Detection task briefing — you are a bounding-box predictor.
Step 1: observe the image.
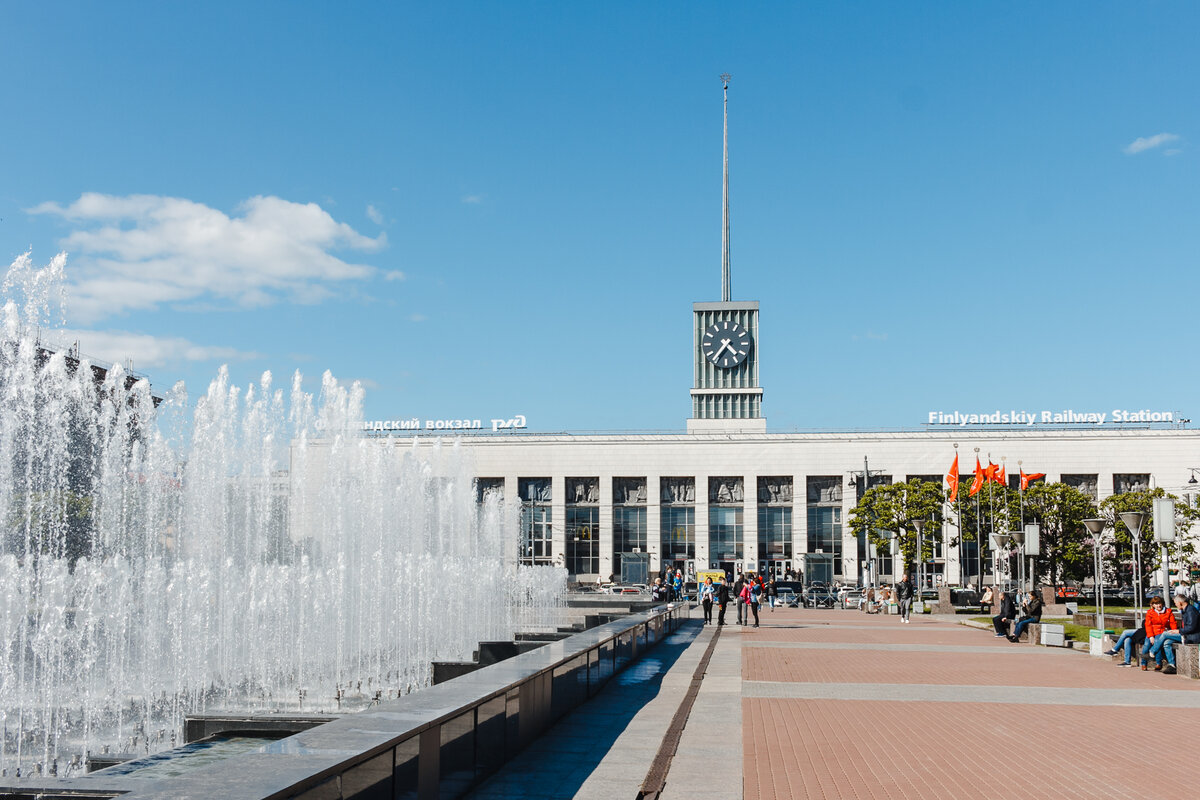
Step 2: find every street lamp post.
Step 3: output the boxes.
[1011,529,1026,595]
[993,532,1011,590]
[1120,511,1148,616]
[912,518,927,603]
[1154,498,1176,599]
[1083,518,1107,632]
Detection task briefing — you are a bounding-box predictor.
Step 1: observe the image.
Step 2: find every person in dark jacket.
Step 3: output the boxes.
[733,574,747,625]
[1008,590,1043,642]
[992,591,1017,637]
[716,580,731,626]
[1148,591,1199,674]
[1178,591,1200,644]
[895,574,914,623]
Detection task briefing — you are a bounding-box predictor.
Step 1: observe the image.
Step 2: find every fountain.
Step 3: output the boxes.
[0,253,565,780]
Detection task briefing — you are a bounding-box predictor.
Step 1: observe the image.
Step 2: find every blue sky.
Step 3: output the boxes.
[2,2,1197,432]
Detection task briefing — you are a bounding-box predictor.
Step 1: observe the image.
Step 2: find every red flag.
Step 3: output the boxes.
[984,461,1000,485]
[1020,470,1046,491]
[969,458,985,496]
[997,465,1007,486]
[946,454,959,499]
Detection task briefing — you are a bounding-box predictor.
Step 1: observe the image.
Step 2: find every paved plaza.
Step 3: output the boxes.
[467,605,1200,799]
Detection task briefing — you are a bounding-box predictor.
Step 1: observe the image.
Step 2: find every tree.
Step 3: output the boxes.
[1099,489,1200,589]
[1019,482,1097,589]
[848,478,945,573]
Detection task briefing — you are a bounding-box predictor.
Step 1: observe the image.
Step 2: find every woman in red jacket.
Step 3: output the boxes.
[1142,595,1178,671]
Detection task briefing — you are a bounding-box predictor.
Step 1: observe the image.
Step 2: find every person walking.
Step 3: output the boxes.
[896,573,914,624]
[734,573,747,626]
[716,579,731,626]
[768,577,778,612]
[699,577,715,625]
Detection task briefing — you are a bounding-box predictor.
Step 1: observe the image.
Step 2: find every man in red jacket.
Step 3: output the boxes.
[1142,595,1178,672]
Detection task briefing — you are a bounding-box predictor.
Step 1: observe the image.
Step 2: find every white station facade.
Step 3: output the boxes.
[321,79,1198,587]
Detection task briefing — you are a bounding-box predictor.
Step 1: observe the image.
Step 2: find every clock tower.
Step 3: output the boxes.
[687,75,766,434]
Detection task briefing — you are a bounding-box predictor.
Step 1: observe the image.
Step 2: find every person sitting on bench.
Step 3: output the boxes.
[1008,589,1043,642]
[992,591,1016,637]
[1107,619,1148,666]
[1142,595,1178,672]
[1179,588,1200,645]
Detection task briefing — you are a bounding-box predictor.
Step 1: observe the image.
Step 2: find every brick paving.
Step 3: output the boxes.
[461,605,1200,799]
[743,607,1200,799]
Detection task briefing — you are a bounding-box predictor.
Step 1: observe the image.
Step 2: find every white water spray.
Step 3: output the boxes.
[0,254,565,778]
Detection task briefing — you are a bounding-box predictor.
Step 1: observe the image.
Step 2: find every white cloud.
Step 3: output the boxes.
[461,194,483,204]
[409,313,427,322]
[44,328,263,370]
[1124,133,1180,155]
[851,330,888,342]
[1165,148,1182,157]
[366,204,384,225]
[28,193,389,323]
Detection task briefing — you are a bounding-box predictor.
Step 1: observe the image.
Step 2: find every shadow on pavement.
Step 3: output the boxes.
[464,619,705,799]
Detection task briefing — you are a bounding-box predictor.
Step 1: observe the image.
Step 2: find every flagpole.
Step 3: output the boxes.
[954,443,965,587]
[987,451,997,585]
[1018,459,1025,529]
[974,446,982,587]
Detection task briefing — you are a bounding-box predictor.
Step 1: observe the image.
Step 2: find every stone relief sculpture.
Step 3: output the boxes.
[709,476,744,504]
[1113,474,1150,494]
[613,477,647,504]
[807,476,842,503]
[757,476,793,504]
[660,477,696,504]
[567,477,599,504]
[1062,474,1099,500]
[519,477,552,503]
[475,477,504,503]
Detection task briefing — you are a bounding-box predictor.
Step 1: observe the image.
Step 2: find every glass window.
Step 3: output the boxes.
[806,506,842,560]
[565,506,598,575]
[659,506,693,561]
[709,506,744,562]
[614,506,648,577]
[807,477,843,579]
[520,504,552,565]
[757,506,792,560]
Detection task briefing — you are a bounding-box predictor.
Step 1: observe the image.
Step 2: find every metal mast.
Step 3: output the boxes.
[721,73,731,302]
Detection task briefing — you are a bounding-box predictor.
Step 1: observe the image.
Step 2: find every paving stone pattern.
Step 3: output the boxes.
[464,606,1200,799]
[742,609,1200,799]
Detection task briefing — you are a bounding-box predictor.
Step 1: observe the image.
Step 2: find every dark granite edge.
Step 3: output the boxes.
[32,605,682,800]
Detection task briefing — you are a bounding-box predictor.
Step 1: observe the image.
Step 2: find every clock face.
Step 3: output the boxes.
[702,321,752,369]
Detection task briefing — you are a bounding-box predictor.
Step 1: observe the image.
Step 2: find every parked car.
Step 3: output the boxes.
[1055,586,1080,599]
[841,590,864,609]
[1117,586,1136,602]
[776,588,801,608]
[805,588,837,608]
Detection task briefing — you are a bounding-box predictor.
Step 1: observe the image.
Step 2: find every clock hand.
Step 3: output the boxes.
[714,339,733,359]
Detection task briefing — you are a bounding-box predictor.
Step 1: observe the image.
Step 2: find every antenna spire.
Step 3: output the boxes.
[720,73,731,302]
